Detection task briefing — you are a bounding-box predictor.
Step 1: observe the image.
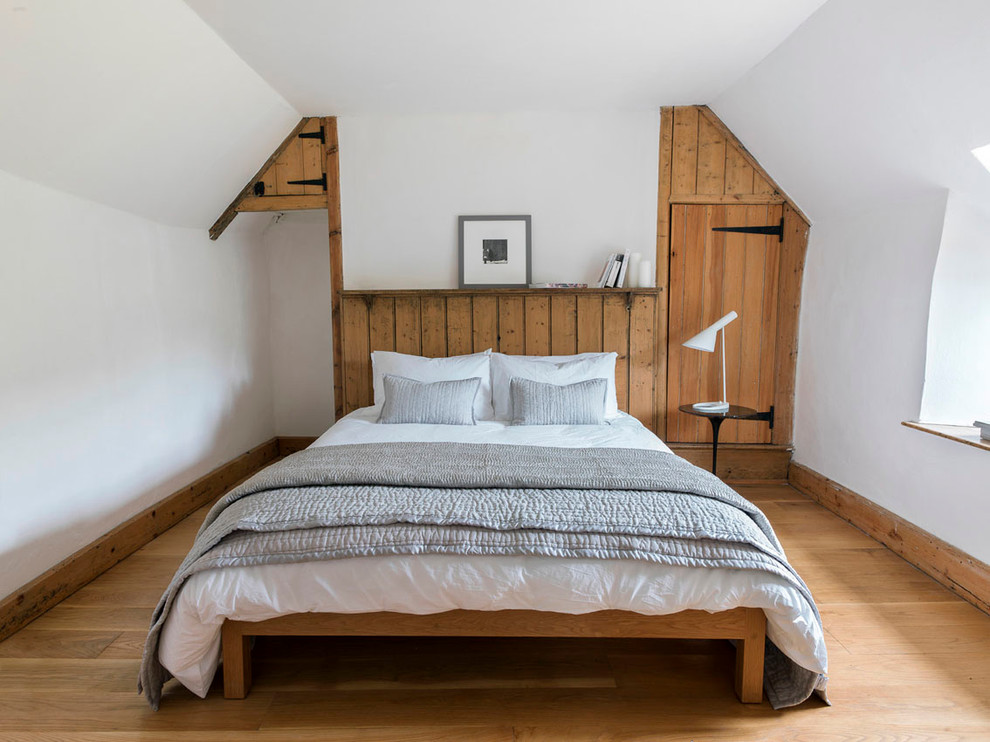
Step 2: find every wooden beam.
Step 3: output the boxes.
[324,117,345,421]
[771,204,809,446]
[696,106,811,227]
[236,194,327,212]
[789,462,990,615]
[669,193,785,205]
[209,117,313,240]
[654,106,674,437]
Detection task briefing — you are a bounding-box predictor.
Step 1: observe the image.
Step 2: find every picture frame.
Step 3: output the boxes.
[458,215,532,289]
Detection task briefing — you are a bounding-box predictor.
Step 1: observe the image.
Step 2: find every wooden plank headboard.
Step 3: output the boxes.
[337,288,661,432]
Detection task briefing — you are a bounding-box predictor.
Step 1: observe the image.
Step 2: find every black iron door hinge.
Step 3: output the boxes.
[298,126,326,144]
[712,217,784,243]
[287,174,327,190]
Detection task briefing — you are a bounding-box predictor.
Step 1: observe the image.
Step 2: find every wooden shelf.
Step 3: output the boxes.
[902,421,990,453]
[341,288,662,297]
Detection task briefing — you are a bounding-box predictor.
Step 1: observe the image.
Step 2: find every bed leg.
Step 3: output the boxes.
[222,620,252,699]
[734,608,766,703]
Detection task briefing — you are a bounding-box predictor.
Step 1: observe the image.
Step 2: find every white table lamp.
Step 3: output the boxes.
[682,311,738,413]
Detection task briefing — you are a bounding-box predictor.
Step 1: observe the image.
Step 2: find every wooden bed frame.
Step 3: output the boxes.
[221,607,767,703]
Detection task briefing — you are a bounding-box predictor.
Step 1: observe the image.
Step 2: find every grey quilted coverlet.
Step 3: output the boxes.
[139,442,826,709]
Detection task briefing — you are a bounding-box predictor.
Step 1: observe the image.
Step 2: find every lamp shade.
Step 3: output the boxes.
[682,311,738,352]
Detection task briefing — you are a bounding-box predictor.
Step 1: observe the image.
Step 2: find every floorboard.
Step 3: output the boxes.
[1,482,988,738]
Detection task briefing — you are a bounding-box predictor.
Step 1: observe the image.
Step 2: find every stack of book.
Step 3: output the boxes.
[595,251,631,288]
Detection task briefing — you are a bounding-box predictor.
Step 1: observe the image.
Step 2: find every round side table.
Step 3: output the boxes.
[677,404,771,475]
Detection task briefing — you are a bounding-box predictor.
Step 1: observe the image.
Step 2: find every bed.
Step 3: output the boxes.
[140,351,828,711]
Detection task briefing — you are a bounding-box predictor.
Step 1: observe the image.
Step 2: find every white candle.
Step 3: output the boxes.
[638,260,654,288]
[626,253,642,288]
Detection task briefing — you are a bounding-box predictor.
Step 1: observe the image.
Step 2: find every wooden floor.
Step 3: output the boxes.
[1,483,989,740]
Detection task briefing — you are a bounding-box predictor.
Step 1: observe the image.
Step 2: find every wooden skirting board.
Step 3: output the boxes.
[789,462,990,615]
[0,438,281,643]
[673,443,790,480]
[278,436,320,456]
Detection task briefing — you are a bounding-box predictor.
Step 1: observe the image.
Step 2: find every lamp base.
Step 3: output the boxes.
[693,401,730,413]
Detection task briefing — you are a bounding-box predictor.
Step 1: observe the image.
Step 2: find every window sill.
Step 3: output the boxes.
[902,421,990,453]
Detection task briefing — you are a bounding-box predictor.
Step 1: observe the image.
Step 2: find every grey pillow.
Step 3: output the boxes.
[509,377,607,426]
[378,374,481,425]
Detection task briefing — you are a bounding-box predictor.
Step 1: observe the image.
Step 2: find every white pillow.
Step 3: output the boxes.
[490,352,619,420]
[372,349,494,421]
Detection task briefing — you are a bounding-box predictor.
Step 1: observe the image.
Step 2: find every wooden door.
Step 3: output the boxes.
[666,204,781,443]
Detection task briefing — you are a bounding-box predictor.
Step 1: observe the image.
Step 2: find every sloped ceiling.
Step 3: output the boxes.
[0,0,299,227]
[711,0,990,221]
[183,0,826,113]
[0,0,836,229]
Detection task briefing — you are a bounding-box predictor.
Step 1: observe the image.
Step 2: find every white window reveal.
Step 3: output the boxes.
[919,192,990,428]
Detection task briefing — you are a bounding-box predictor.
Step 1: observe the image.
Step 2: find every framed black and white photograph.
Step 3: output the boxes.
[458,215,531,288]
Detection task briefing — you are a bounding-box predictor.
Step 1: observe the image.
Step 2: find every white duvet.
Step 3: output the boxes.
[160,408,827,697]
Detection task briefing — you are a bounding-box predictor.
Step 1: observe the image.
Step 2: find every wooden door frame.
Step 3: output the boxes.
[656,106,809,447]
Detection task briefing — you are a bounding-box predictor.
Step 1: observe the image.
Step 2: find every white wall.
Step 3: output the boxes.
[794,192,990,564]
[264,211,335,436]
[0,0,299,598]
[0,168,275,598]
[713,0,990,563]
[338,112,660,288]
[920,193,990,425]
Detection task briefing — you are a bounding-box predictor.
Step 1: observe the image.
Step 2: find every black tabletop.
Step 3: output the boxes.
[678,404,761,420]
